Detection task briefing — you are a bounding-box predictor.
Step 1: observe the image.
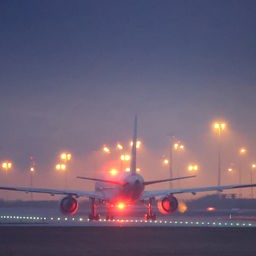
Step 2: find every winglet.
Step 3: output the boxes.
[130,116,137,175]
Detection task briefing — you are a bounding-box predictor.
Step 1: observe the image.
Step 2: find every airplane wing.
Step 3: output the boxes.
[0,186,106,200]
[143,175,196,186]
[141,183,256,199]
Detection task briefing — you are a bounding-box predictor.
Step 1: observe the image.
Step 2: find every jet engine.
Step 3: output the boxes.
[59,196,78,215]
[157,196,178,215]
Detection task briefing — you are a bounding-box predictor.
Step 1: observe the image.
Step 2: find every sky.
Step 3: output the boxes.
[1,0,256,199]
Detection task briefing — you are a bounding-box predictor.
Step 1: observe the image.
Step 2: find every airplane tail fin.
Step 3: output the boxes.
[130,116,137,175]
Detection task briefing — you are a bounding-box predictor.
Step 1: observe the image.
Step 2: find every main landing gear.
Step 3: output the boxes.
[89,198,114,221]
[89,197,100,221]
[144,197,156,221]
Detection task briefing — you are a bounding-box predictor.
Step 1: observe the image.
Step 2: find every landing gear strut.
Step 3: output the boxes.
[89,197,100,221]
[144,197,156,220]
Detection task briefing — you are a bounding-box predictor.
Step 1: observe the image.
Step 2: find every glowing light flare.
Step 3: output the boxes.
[252,164,256,169]
[228,168,233,172]
[130,140,142,149]
[56,163,66,171]
[102,145,110,153]
[178,201,188,213]
[116,143,123,150]
[162,159,169,165]
[173,142,185,151]
[1,162,12,170]
[125,167,140,172]
[117,202,125,210]
[239,147,247,155]
[188,164,199,172]
[60,152,72,161]
[206,207,216,212]
[109,168,118,176]
[214,122,226,131]
[30,167,35,172]
[120,154,130,161]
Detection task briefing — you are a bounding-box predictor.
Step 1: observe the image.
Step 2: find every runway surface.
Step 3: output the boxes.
[1,226,256,256]
[1,207,256,255]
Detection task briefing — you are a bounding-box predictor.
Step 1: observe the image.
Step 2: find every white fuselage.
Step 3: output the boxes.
[95,172,145,203]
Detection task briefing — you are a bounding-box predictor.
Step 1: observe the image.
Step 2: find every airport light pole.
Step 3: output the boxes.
[1,161,12,176]
[1,161,12,200]
[59,152,72,189]
[187,164,199,173]
[169,137,185,189]
[56,163,67,189]
[238,147,247,198]
[213,122,226,187]
[251,164,256,198]
[29,156,36,200]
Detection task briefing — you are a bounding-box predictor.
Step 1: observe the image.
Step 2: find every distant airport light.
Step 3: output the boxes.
[163,159,169,165]
[228,168,233,173]
[239,147,247,155]
[125,167,140,172]
[214,122,226,131]
[60,152,72,161]
[130,140,142,149]
[173,142,185,151]
[109,168,118,176]
[120,154,130,161]
[188,164,198,172]
[1,161,12,170]
[116,143,123,150]
[102,145,110,153]
[56,163,66,171]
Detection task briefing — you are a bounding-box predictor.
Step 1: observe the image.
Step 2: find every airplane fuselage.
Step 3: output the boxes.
[95,173,145,203]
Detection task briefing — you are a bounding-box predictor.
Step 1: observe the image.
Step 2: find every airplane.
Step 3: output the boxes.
[0,117,256,221]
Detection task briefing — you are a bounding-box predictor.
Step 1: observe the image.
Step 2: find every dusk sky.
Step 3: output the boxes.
[1,1,256,198]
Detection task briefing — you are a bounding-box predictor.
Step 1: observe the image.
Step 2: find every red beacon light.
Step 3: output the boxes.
[117,202,125,210]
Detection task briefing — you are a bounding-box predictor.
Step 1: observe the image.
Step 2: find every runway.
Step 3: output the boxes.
[1,226,256,256]
[1,208,256,256]
[1,214,256,228]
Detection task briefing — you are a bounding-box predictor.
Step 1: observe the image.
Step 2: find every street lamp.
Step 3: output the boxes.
[102,145,111,153]
[162,158,169,166]
[1,161,12,200]
[213,121,226,186]
[169,138,185,189]
[60,152,72,161]
[59,152,72,189]
[130,140,142,149]
[120,154,131,171]
[1,161,12,175]
[56,163,66,171]
[29,156,36,200]
[238,147,247,198]
[188,164,199,172]
[116,143,123,150]
[251,164,256,198]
